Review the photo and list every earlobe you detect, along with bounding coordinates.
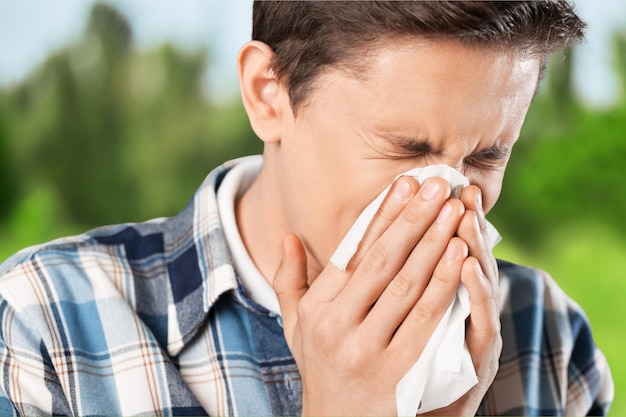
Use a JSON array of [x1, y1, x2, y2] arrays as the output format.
[[238, 41, 287, 144]]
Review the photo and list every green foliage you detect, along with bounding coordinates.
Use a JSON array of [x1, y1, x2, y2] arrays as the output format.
[[490, 46, 626, 247], [0, 2, 260, 229], [0, 102, 19, 219]]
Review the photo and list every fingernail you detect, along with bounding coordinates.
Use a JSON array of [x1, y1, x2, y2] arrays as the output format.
[[444, 240, 458, 260], [436, 202, 452, 223], [421, 180, 441, 200], [392, 179, 413, 201]]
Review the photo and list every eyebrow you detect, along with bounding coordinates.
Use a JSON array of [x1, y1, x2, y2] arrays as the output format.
[[381, 132, 511, 160], [469, 145, 511, 160], [381, 133, 441, 155]]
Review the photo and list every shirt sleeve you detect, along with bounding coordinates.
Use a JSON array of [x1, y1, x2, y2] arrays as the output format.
[[0, 380, 19, 417], [563, 290, 614, 416], [0, 238, 198, 417], [0, 299, 71, 416], [481, 261, 614, 416]]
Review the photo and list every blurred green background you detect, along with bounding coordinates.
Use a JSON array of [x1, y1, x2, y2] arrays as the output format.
[[1, 2, 625, 415]]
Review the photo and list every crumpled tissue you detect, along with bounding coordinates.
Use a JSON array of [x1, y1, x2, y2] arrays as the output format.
[[329, 165, 501, 415]]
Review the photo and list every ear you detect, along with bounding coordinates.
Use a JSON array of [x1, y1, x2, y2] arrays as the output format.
[[238, 41, 289, 144]]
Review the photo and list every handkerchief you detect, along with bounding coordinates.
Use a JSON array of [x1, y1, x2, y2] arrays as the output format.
[[329, 165, 501, 415]]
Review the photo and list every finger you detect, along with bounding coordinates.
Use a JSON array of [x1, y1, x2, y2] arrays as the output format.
[[462, 257, 501, 353], [337, 178, 451, 320], [273, 234, 309, 345], [348, 176, 420, 270], [370, 236, 468, 345], [458, 186, 497, 275], [459, 186, 499, 301], [363, 199, 465, 340], [387, 237, 467, 355], [457, 210, 498, 284], [462, 257, 502, 386], [459, 185, 488, 241]]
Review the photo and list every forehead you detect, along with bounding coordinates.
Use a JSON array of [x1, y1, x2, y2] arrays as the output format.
[[301, 38, 540, 141], [351, 37, 538, 97]]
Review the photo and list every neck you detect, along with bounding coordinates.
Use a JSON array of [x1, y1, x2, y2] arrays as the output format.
[[236, 157, 323, 287]]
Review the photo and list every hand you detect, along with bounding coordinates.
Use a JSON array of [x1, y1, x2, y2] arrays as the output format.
[[421, 185, 503, 416], [273, 177, 469, 416]]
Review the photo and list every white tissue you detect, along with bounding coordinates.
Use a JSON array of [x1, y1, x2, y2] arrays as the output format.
[[329, 165, 501, 416]]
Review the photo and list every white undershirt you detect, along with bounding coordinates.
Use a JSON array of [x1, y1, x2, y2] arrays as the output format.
[[216, 155, 281, 315]]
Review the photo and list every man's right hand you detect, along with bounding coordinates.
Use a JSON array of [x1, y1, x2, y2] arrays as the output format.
[[273, 176, 471, 416]]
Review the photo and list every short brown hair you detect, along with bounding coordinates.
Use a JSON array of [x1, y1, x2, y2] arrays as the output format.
[[253, 1, 585, 110]]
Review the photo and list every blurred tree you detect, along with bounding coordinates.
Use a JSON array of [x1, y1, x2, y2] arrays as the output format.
[[614, 30, 626, 93], [1, 2, 260, 228], [0, 1, 622, 252], [0, 102, 18, 218], [489, 43, 626, 246], [87, 2, 132, 65], [28, 2, 133, 224], [548, 49, 575, 117]]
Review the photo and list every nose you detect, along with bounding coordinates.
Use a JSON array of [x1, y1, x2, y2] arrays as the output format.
[[441, 157, 474, 181], [424, 153, 475, 183], [432, 160, 465, 177]]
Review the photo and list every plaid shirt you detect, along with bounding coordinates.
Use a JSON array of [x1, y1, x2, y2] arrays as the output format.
[[0, 157, 613, 416]]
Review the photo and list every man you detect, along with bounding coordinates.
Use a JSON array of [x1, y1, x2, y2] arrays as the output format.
[[0, 1, 613, 416]]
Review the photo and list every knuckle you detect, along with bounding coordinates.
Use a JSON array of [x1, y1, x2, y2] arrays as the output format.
[[387, 271, 413, 299], [311, 316, 340, 351], [341, 349, 368, 374], [447, 199, 465, 219], [431, 270, 458, 290], [376, 200, 400, 222], [459, 210, 477, 234], [420, 231, 438, 249], [401, 203, 423, 224], [411, 301, 436, 325], [296, 297, 315, 320], [362, 244, 391, 273]]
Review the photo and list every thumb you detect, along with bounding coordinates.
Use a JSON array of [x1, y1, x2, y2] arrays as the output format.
[[273, 233, 309, 344]]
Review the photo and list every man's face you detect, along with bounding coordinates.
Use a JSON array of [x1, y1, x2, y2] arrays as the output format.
[[271, 38, 540, 266]]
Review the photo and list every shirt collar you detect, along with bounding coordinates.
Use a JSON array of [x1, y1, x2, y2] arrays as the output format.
[[164, 158, 243, 356], [216, 155, 281, 315]]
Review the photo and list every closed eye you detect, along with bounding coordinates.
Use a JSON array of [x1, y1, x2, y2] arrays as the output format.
[[377, 133, 441, 159], [464, 145, 511, 169], [397, 139, 437, 155]]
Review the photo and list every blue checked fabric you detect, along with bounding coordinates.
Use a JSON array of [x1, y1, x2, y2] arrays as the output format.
[[0, 157, 613, 416]]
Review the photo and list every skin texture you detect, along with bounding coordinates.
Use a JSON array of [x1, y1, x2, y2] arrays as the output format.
[[237, 37, 540, 415]]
